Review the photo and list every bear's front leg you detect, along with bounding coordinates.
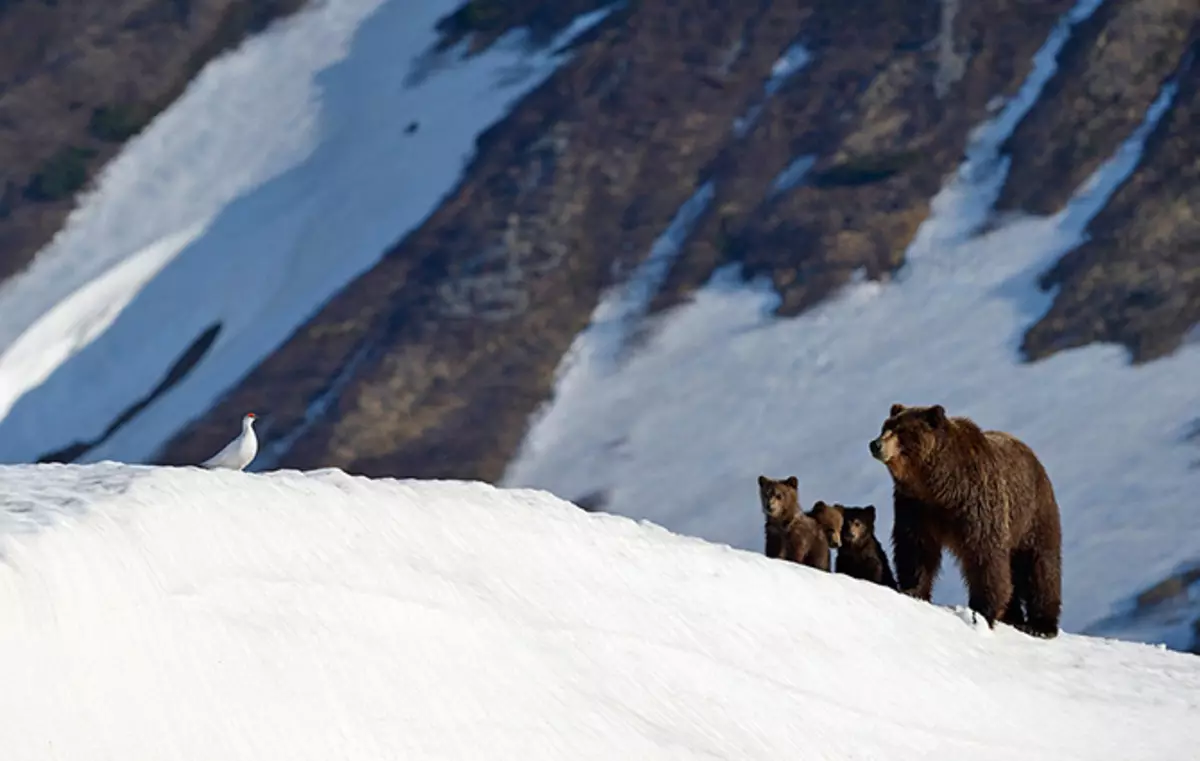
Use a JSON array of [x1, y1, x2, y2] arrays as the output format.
[[764, 526, 783, 559], [892, 494, 941, 600]]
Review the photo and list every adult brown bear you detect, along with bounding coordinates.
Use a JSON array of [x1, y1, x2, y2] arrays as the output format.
[[869, 403, 1063, 638]]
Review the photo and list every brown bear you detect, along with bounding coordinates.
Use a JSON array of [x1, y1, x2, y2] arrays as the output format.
[[809, 501, 844, 551], [869, 403, 1062, 638], [834, 504, 898, 590], [758, 475, 832, 571]]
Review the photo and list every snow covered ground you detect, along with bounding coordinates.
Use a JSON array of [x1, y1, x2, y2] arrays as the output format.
[[0, 0, 611, 465], [0, 463, 1196, 760], [506, 0, 1200, 639]]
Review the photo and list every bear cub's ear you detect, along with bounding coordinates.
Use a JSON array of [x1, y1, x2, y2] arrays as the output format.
[[758, 475, 769, 488], [924, 404, 946, 427], [784, 476, 799, 489], [864, 505, 876, 522], [890, 403, 906, 417]]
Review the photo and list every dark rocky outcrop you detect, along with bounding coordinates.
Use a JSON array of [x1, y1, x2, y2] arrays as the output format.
[[997, 0, 1198, 217], [0, 0, 306, 282], [1083, 561, 1200, 655], [650, 0, 1082, 317]]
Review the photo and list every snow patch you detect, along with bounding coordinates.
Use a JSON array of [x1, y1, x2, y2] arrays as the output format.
[[510, 182, 714, 473], [932, 0, 967, 98], [733, 43, 812, 138], [769, 154, 816, 195]]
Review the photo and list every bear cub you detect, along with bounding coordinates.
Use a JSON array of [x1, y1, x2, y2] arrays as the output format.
[[834, 504, 897, 590], [758, 475, 832, 571], [809, 500, 844, 552]]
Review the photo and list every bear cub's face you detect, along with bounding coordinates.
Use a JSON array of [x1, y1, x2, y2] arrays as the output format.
[[809, 501, 844, 548], [869, 402, 947, 482], [839, 505, 878, 547], [758, 475, 799, 521]]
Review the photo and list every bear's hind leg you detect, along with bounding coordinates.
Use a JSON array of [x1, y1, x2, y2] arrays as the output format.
[[1020, 544, 1061, 639], [1000, 549, 1032, 628], [963, 554, 1013, 630]]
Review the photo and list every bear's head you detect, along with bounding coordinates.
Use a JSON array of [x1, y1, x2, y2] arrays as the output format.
[[758, 475, 799, 521], [869, 403, 948, 486], [839, 505, 878, 547], [809, 501, 844, 548]]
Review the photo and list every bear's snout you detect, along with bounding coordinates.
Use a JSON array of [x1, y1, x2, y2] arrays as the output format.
[[869, 438, 882, 460]]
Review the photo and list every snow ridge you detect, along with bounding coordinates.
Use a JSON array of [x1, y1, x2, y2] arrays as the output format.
[[0, 462, 1198, 760]]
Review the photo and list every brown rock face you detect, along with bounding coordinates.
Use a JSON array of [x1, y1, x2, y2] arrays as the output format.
[[0, 0, 305, 282], [650, 0, 1080, 318], [1022, 43, 1200, 364], [997, 0, 1199, 217]]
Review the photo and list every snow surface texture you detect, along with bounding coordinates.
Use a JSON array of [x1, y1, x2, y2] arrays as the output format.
[[0, 463, 1197, 760], [0, 0, 612, 464], [507, 0, 1200, 638]]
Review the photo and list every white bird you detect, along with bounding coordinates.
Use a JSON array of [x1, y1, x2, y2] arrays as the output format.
[[200, 413, 259, 471]]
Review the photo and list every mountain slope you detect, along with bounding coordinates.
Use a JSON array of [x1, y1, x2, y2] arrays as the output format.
[[151, 0, 1199, 484], [0, 463, 1197, 759], [0, 0, 610, 467]]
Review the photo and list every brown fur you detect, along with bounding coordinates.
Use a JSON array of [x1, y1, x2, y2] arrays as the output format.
[[834, 504, 897, 590], [869, 403, 1063, 638], [758, 475, 832, 571], [809, 501, 844, 549]]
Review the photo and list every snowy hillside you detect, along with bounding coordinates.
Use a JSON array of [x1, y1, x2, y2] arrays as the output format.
[[0, 463, 1196, 759], [505, 0, 1200, 642]]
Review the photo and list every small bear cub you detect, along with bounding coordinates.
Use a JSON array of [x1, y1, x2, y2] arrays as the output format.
[[809, 500, 844, 551], [834, 504, 897, 590], [758, 475, 832, 571]]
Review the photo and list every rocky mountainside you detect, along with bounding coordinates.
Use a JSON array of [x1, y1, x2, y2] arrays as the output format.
[[156, 0, 1199, 479]]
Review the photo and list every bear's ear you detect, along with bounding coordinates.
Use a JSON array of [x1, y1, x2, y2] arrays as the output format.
[[864, 505, 876, 522], [757, 475, 769, 488], [784, 476, 799, 489], [812, 500, 827, 509], [924, 404, 946, 427], [890, 403, 906, 417]]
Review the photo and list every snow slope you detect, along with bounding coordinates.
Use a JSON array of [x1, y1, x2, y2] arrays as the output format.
[[0, 463, 1197, 760], [0, 0, 612, 465], [506, 0, 1200, 639]]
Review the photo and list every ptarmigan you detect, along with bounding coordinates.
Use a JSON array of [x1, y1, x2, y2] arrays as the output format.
[[200, 413, 258, 471]]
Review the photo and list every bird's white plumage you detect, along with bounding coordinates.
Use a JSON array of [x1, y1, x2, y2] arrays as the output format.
[[200, 413, 258, 470]]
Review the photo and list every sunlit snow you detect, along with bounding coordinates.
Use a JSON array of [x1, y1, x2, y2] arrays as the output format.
[[0, 463, 1196, 759]]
